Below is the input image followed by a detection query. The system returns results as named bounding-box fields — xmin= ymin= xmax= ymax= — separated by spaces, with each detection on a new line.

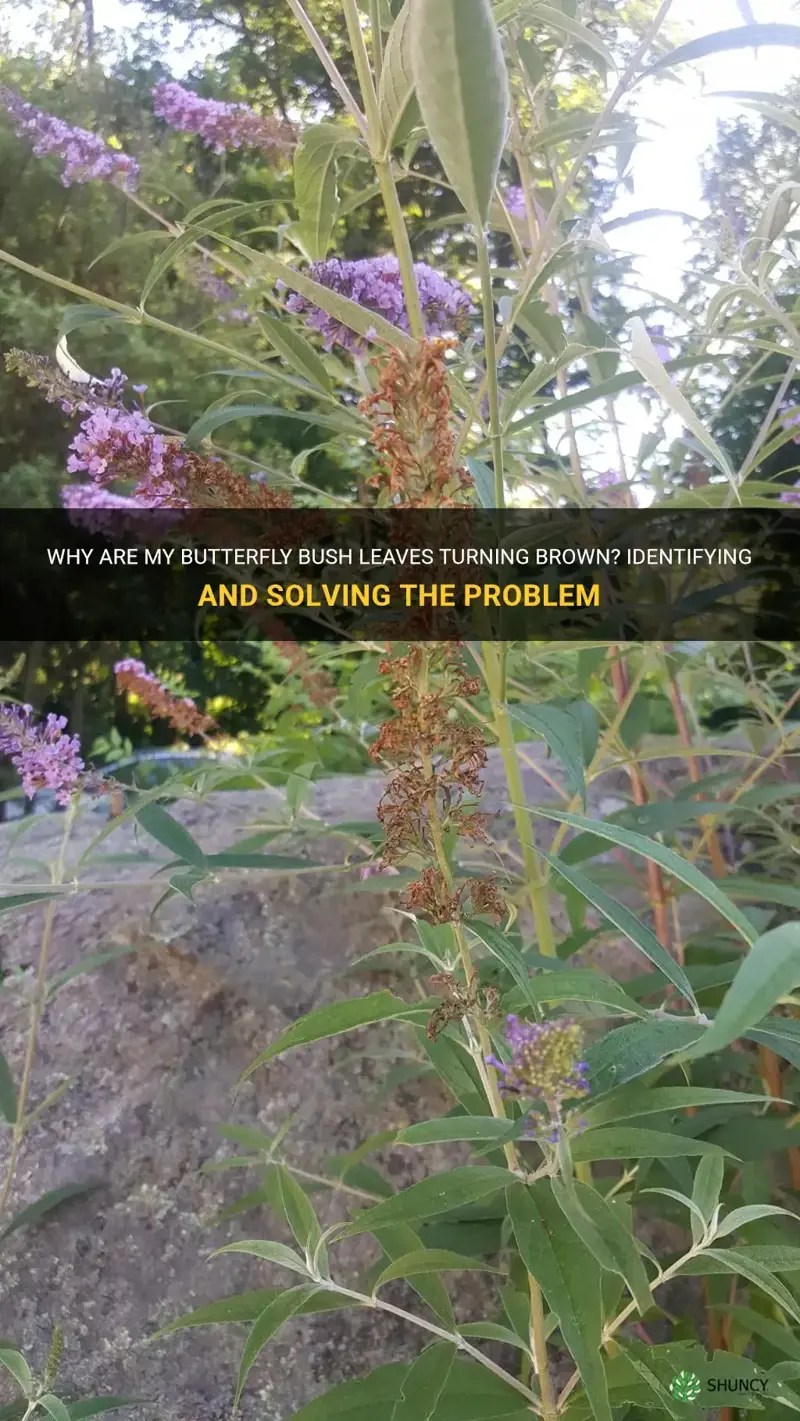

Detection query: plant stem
xmin=369 ymin=0 xmax=384 ymax=78
xmin=0 ymin=797 xmax=79 ymax=1220
xmin=482 ymin=644 xmax=556 ymax=957
xmin=325 ymin=1281 xmax=543 ymax=1411
xmin=287 ymin=0 xmax=368 ymax=138
xmin=376 ymin=159 xmax=425 ymax=338
xmin=476 ymin=231 xmax=504 ymax=504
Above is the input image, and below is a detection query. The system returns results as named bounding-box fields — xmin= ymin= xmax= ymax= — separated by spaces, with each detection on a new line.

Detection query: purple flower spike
xmin=152 ymin=80 xmax=294 ymax=155
xmin=504 ymin=186 xmax=527 ymax=222
xmin=1 ymin=86 xmax=138 ymax=190
xmin=489 ymin=1016 xmax=590 ymax=1145
xmin=0 ymin=703 xmax=84 ymax=805
xmin=284 ymin=256 xmax=474 ymax=353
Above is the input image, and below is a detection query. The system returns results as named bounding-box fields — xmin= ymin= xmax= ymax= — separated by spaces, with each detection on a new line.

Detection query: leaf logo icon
xmin=670 ymin=1371 xmax=702 ymax=1403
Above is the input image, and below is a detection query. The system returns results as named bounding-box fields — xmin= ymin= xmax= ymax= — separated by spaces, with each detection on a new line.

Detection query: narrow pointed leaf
xmin=0 ymin=1053 xmax=16 ymax=1125
xmin=242 ymin=992 xmax=426 ymax=1077
xmin=234 ymin=1285 xmax=321 ymax=1407
xmin=209 ymin=1239 xmax=310 ymax=1277
xmin=410 ymin=0 xmax=509 ymax=223
xmin=258 ymin=313 xmax=331 ymax=392
xmin=627 ymin=319 xmax=736 ymax=485
xmin=0 ymin=1180 xmax=98 ymax=1246
xmin=391 ymin=1343 xmax=457 ymax=1421
xmin=398 ymin=1117 xmax=521 ymax=1147
xmin=374 ymin=1249 xmax=500 ymax=1289
xmin=135 ymin=802 xmax=206 ymax=869
xmin=540 ymin=849 xmax=697 ymax=1005
xmin=508 ymin=1180 xmax=612 ymax=1421
xmin=342 ymin=1167 xmax=510 ymax=1236
xmin=507 ymin=702 xmax=587 ymax=804
xmin=150 ymin=1288 xmax=348 ymax=1338
xmin=378 ymin=0 xmax=417 ymax=153
xmin=529 ymin=805 xmax=757 ymax=944
xmin=680 ymin=923 xmax=800 ymax=1062
xmin=646 ymin=24 xmax=800 ymax=76
xmin=572 ymin=1128 xmax=728 ymax=1163
xmin=554 ymin=1180 xmax=652 ymax=1317
xmin=293 ymin=124 xmax=358 ymax=261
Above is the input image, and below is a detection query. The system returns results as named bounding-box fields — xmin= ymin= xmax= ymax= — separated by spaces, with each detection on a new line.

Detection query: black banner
xmin=1 ymin=508 xmax=798 ymax=642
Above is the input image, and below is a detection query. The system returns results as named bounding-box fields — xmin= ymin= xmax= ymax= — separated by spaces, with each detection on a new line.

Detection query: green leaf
xmin=572 ymin=1128 xmax=727 ymax=1163
xmin=714 ymin=1304 xmax=800 ymax=1361
xmin=680 ymin=923 xmax=800 ymax=1063
xmin=66 ymin=1400 xmax=144 ymax=1420
xmin=0 ymin=891 xmax=64 ymax=916
xmin=464 ymin=456 xmax=497 ymax=510
xmin=135 ymin=802 xmax=206 ymax=869
xmin=691 ymin=1154 xmax=724 ymax=1244
xmin=150 ymin=1289 xmax=347 ymax=1338
xmin=680 ymin=1249 xmax=800 ymax=1326
xmin=209 ymin=1239 xmax=311 ymax=1278
xmin=0 ymin=1180 xmax=98 ymax=1246
xmin=374 ymin=1249 xmax=501 ymax=1290
xmin=46 ymin=945 xmax=139 ymax=1000
xmin=534 ymin=4 xmax=616 ymax=71
xmin=293 ymin=123 xmax=359 ymax=261
xmin=528 ymin=805 xmax=757 ymax=945
xmin=747 ymin=1020 xmax=800 ymax=1067
xmin=466 ymin=921 xmax=538 ymax=1015
xmin=646 ymin=24 xmax=800 ymax=77
xmin=505 ymin=967 xmax=647 ymax=1020
xmin=714 ymin=1204 xmax=800 ymax=1240
xmin=242 ymin=992 xmax=426 ymax=1078
xmin=508 ymin=1180 xmax=612 ymax=1421
xmin=235 ymin=1285 xmax=321 ymax=1407
xmin=185 ymin=400 xmax=357 ymax=448
xmin=0 ymin=1053 xmax=16 ymax=1125
xmin=56 ymin=306 xmax=129 ymax=341
xmin=39 ymin=1396 xmax=71 ymax=1421
xmin=258 ymin=313 xmax=332 ymax=392
xmin=585 ymin=1019 xmax=707 ymax=1098
xmin=391 ymin=1343 xmax=457 ymax=1421
xmin=0 ymin=1351 xmax=31 ymax=1398
xmin=415 ymin=1029 xmax=491 ymax=1117
xmin=540 ymin=851 xmax=698 ymax=1006
xmin=503 ymin=354 xmax=720 ymax=438
xmin=398 ymin=1117 xmax=520 ymax=1147
xmin=276 ymin=1165 xmax=322 ymax=1255
xmin=342 ymin=1167 xmax=510 ymax=1237
xmin=627 ymin=319 xmax=736 ymax=486
xmin=378 ymin=0 xmax=417 ymax=154
xmin=507 ymin=702 xmax=587 ymax=804
xmin=616 ymin=1340 xmax=688 ymax=1419
xmin=723 ymin=878 xmax=800 ymax=911
xmin=553 ymin=1180 xmax=652 ymax=1316
xmin=374 ymin=1225 xmax=456 ymax=1328
xmin=409 ymin=0 xmax=509 ymax=223
xmin=583 ymin=1086 xmax=771 ymax=1129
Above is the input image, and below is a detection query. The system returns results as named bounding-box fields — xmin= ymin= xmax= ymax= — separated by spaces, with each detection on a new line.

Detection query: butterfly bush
xmin=114 ymin=659 xmax=216 ymax=736
xmin=0 ymin=86 xmax=139 ymax=190
xmin=284 ymin=256 xmax=474 ymax=352
xmin=193 ymin=264 xmax=253 ymax=324
xmin=0 ymin=703 xmax=85 ymax=805
xmin=488 ymin=1016 xmax=590 ymax=1141
xmin=152 ymin=80 xmax=294 ymax=155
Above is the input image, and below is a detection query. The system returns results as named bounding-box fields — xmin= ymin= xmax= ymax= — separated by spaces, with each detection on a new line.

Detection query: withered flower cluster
xmin=426 ymin=970 xmax=500 ymax=1041
xmin=370 ymin=645 xmax=505 ymax=926
xmin=360 ymin=339 xmax=474 ymax=506
xmin=114 ymin=659 xmax=216 ymax=737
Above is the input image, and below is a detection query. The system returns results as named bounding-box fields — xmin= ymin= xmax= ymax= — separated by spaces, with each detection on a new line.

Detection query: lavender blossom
xmin=780 ymin=405 xmax=800 ymax=445
xmin=646 ymin=324 xmax=671 ymax=362
xmin=1 ymin=86 xmax=138 ymax=190
xmin=66 ymin=405 xmax=187 ymax=505
xmin=152 ymin=80 xmax=294 ymax=155
xmin=780 ymin=481 xmax=800 ymax=505
xmin=284 ymin=256 xmax=474 ymax=352
xmin=504 ymin=186 xmax=527 ymax=221
xmin=487 ymin=1016 xmax=589 ymax=1142
xmin=0 ymin=703 xmax=84 ymax=806
xmin=193 ymin=265 xmax=253 ymax=324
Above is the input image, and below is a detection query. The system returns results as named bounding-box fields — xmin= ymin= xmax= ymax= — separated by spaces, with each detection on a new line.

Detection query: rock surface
xmin=0 ymin=742 xmax=731 ymax=1418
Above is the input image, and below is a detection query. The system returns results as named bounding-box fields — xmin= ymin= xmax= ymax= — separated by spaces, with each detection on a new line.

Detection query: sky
xmin=5 ymin=0 xmax=800 ymax=482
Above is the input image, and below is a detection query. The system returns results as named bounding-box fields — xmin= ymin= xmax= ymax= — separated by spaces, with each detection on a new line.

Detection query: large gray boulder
xmin=0 ymin=742 xmax=743 ymax=1418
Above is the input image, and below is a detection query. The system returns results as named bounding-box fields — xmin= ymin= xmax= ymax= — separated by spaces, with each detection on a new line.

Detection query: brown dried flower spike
xmin=360 ymin=339 xmax=474 ymax=506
